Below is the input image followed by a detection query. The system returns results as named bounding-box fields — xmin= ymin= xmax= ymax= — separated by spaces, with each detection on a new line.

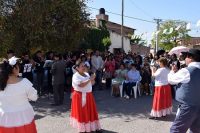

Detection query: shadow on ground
xmin=93 ymin=89 xmax=178 ymax=122
xmin=101 ymin=129 xmax=118 ymax=133
xmin=32 ymin=93 xmax=71 ymax=118
xmin=33 ymin=89 xmax=178 ymax=122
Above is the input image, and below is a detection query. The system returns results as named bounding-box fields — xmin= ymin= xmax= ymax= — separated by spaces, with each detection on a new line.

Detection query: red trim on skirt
xmin=70 ymin=91 xmax=101 ymax=132
xmin=0 ymin=120 xmax=37 ymax=133
xmin=151 ymin=85 xmax=172 ymax=117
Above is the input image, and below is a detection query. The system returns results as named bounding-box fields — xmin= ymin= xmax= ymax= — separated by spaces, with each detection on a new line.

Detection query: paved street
xmin=33 ymin=89 xmax=178 ymax=133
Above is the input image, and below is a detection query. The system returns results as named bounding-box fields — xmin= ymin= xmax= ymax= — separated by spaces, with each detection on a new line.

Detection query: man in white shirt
xmin=91 ymin=50 xmax=104 ymax=90
xmin=168 ymin=49 xmax=200 ymax=133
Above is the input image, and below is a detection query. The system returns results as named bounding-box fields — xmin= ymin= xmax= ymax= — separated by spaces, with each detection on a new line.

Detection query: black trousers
xmin=35 ymin=72 xmax=44 ymax=95
xmin=123 ymin=82 xmax=136 ymax=97
xmin=95 ymin=70 xmax=103 ymax=89
xmin=53 ymin=84 xmax=65 ymax=104
xmin=47 ymin=70 xmax=53 ymax=93
xmin=106 ymin=78 xmax=112 ymax=88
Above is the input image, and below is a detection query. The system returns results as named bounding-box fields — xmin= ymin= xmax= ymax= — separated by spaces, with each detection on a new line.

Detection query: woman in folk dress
xmin=150 ymin=57 xmax=172 ymax=119
xmin=70 ymin=61 xmax=101 ymax=133
xmin=0 ymin=56 xmax=38 ymax=133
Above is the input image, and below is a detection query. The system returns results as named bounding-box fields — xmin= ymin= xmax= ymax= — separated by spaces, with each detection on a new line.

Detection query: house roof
xmin=106 ymin=21 xmax=136 ymax=36
xmin=90 ymin=19 xmax=136 ymax=36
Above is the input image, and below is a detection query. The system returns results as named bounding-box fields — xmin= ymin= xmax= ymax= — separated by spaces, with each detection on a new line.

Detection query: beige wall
xmin=109 ymin=31 xmax=131 ymax=53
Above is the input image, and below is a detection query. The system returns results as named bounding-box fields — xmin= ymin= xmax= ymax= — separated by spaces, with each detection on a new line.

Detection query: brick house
xmin=178 ymin=37 xmax=200 ymax=49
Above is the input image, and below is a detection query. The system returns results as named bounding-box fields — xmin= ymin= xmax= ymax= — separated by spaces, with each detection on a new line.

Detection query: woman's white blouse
xmin=154 ymin=67 xmax=170 ymax=86
xmin=0 ymin=78 xmax=37 ymax=127
xmin=72 ymin=72 xmax=92 ymax=93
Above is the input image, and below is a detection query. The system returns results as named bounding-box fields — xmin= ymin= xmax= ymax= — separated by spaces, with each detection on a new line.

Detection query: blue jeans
xmin=170 ymin=103 xmax=200 ymax=133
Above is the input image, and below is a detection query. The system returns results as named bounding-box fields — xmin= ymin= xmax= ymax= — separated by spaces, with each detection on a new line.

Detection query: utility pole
xmin=121 ymin=0 xmax=124 ymax=51
xmin=154 ymin=19 xmax=162 ymax=53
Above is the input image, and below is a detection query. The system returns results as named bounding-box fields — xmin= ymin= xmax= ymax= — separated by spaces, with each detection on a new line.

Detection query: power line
xmin=129 ymin=0 xmax=154 ymax=19
xmin=88 ymin=6 xmax=200 ymax=26
xmin=88 ymin=6 xmax=156 ymax=24
xmin=88 ymin=6 xmax=199 ymax=37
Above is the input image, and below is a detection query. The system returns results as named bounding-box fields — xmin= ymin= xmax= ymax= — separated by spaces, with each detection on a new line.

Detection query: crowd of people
xmin=0 ymin=48 xmax=200 ymax=133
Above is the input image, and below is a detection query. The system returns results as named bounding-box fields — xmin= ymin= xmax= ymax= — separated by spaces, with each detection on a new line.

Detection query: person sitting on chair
xmin=111 ymin=63 xmax=128 ymax=97
xmin=123 ymin=63 xmax=141 ymax=99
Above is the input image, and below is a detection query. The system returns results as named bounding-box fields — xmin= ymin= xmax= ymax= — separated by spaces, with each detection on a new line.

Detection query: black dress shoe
xmin=148 ymin=116 xmax=157 ymax=120
xmin=96 ymin=130 xmax=103 ymax=133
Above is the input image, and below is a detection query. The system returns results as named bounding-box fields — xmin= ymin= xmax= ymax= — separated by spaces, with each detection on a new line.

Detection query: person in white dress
xmin=70 ymin=61 xmax=102 ymax=133
xmin=0 ymin=56 xmax=38 ymax=133
xmin=150 ymin=57 xmax=172 ymax=119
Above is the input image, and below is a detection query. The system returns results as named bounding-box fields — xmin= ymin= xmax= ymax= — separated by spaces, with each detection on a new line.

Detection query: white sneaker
xmin=126 ymin=95 xmax=130 ymax=99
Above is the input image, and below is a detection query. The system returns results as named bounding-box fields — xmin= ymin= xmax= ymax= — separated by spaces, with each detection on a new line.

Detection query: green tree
xmin=152 ymin=20 xmax=191 ymax=51
xmin=102 ymin=36 xmax=111 ymax=50
xmin=0 ymin=0 xmax=89 ymax=56
xmin=82 ymin=20 xmax=111 ymax=52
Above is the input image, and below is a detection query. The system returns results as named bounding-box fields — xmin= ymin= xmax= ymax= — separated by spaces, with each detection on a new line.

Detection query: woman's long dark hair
xmin=0 ymin=61 xmax=19 ymax=91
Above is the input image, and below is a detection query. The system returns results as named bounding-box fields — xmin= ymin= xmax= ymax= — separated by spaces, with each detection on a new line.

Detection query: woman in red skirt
xmin=70 ymin=61 xmax=101 ymax=133
xmin=150 ymin=57 xmax=172 ymax=119
xmin=0 ymin=57 xmax=38 ymax=133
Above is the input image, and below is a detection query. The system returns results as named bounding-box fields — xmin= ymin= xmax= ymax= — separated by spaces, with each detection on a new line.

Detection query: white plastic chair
xmin=111 ymin=80 xmax=117 ymax=96
xmin=132 ymin=77 xmax=142 ymax=99
xmin=119 ymin=84 xmax=123 ymax=97
xmin=111 ymin=80 xmax=125 ymax=97
xmin=111 ymin=83 xmax=123 ymax=97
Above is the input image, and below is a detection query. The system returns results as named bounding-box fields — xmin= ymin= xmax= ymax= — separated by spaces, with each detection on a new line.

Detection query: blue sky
xmin=87 ymin=0 xmax=200 ymax=44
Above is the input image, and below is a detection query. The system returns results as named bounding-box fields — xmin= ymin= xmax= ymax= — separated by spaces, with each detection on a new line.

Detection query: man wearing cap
xmin=168 ymin=48 xmax=200 ymax=133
